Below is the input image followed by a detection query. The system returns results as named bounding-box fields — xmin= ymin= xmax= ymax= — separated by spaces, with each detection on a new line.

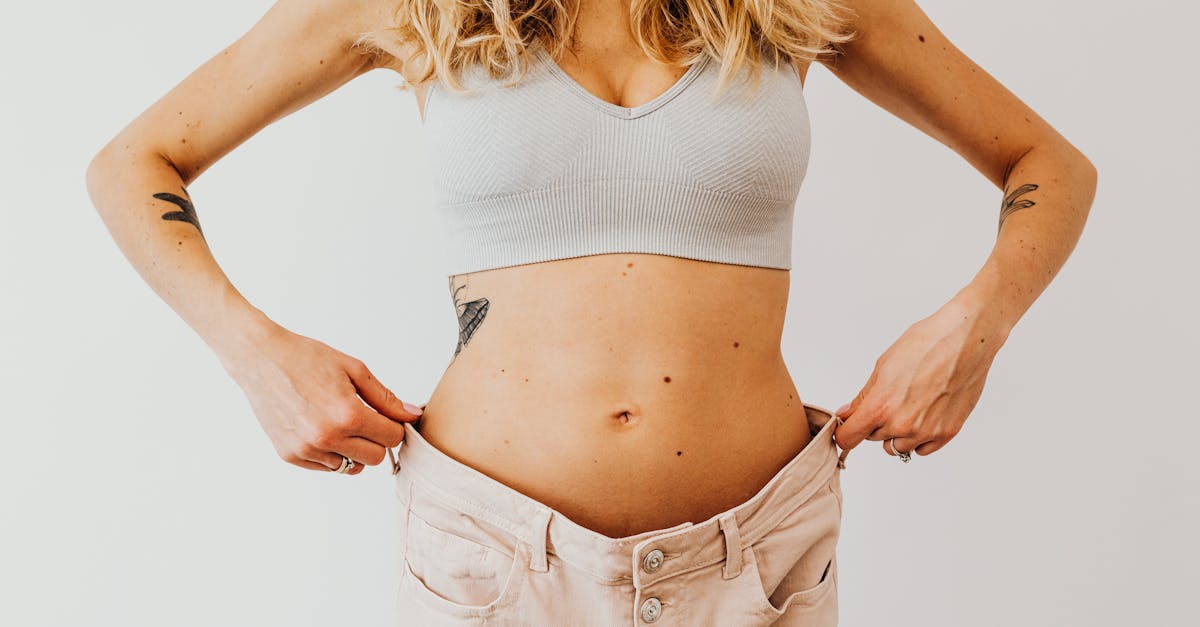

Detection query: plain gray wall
xmin=2 ymin=1 xmax=1196 ymax=625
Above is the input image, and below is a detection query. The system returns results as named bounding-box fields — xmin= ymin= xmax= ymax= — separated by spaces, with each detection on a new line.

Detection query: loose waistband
xmin=389 ymin=402 xmax=848 ymax=586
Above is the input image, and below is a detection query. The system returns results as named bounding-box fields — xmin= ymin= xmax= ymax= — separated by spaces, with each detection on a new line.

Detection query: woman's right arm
xmin=84 ymin=0 xmax=424 ymax=474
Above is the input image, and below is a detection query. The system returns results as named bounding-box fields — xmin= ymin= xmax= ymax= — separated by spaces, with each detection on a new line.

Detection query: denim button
xmin=642 ymin=549 xmax=664 ymax=573
xmin=640 ymin=597 xmax=662 ymax=622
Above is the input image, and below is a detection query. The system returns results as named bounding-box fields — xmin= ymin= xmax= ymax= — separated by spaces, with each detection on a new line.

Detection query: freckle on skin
xmin=663 ymin=376 xmax=671 ymax=383
xmin=626 ymin=262 xmax=634 ymax=268
xmin=918 ymin=34 xmax=925 ymax=42
xmin=733 ymin=341 xmax=740 ymax=348
xmin=676 ymin=451 xmax=683 ymax=456
xmin=523 ymin=378 xmax=529 ymax=382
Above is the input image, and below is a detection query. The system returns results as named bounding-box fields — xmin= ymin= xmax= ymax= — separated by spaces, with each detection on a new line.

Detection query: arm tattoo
xmin=155 ymin=186 xmax=204 ymax=238
xmin=448 ymin=275 xmax=489 ymax=357
xmin=998 ymin=182 xmax=1039 ymax=231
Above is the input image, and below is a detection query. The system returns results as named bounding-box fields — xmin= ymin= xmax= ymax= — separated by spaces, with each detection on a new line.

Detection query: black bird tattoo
xmin=449 ymin=276 xmax=489 ymax=357
xmin=155 ymin=186 xmax=204 ymax=238
xmin=998 ymin=182 xmax=1039 ymax=231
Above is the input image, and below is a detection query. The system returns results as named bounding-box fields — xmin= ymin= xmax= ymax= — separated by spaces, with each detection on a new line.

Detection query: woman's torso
xmin=419 ymin=257 xmax=815 ymax=539
xmin=402 ymin=40 xmax=816 ymax=540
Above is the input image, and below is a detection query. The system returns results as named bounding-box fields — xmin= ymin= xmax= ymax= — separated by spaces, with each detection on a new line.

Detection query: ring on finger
xmin=886 ymin=438 xmax=913 ymax=464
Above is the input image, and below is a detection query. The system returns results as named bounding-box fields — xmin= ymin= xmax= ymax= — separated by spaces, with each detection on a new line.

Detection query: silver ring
xmin=886 ymin=438 xmax=912 ymax=463
xmin=334 ymin=455 xmax=354 ymax=474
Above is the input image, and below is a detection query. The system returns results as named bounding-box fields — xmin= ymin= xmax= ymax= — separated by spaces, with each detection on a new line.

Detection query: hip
xmin=389 ymin=401 xmax=849 ymax=625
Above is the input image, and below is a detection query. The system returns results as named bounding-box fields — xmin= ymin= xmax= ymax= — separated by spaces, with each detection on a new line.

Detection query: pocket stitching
xmin=400 ymin=541 xmax=525 ymax=617
xmin=400 ymin=491 xmax=526 ymax=616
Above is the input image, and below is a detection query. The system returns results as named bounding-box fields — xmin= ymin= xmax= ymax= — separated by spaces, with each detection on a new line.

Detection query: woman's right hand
xmin=219 ymin=322 xmax=424 ymax=474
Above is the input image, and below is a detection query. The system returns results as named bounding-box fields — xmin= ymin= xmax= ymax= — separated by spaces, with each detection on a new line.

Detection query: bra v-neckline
xmin=534 ymin=43 xmax=709 ymax=120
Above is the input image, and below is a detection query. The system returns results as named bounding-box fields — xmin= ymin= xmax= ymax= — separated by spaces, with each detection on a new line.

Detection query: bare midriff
xmin=418 ymin=252 xmax=813 ymax=539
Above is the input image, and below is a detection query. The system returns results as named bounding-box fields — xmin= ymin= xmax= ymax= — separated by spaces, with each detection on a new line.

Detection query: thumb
xmin=345 ymin=360 xmax=423 ymax=422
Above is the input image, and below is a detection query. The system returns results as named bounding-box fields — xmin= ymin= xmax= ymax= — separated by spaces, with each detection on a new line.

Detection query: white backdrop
xmin=2 ymin=1 xmax=1196 ymax=625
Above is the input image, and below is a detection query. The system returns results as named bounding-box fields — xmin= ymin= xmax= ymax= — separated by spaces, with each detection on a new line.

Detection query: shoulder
xmin=264 ymin=0 xmax=416 ymax=75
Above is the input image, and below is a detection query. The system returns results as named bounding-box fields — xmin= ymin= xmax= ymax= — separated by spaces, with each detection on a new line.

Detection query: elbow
xmin=85 ymin=146 xmax=115 ymax=211
xmin=1051 ymin=139 xmax=1098 ymax=214
xmin=1065 ymin=149 xmax=1099 ymax=230
xmin=1071 ymin=144 xmax=1097 ymax=187
xmin=1075 ymin=150 xmax=1098 ymax=212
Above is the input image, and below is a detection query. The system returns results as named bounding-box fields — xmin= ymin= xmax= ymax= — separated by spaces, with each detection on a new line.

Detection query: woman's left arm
xmin=823 ymin=0 xmax=1098 ymax=458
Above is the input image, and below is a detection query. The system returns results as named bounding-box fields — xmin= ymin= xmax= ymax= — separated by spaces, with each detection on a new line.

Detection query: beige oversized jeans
xmin=389 ymin=402 xmax=850 ymax=626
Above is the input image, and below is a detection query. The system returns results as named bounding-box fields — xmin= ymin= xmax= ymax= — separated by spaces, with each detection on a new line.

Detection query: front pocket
xmin=399 ymin=479 xmax=527 ymax=618
xmin=746 ymin=473 xmax=841 ymax=622
xmin=746 ymin=543 xmax=838 ymax=624
xmin=763 ymin=555 xmax=836 ymax=617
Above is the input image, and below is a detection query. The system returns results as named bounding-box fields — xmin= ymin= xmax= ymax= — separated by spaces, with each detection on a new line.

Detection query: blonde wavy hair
xmin=354 ymin=0 xmax=858 ymax=98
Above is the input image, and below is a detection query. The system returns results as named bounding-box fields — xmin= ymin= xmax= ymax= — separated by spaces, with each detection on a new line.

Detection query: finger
xmin=304 ymin=448 xmax=369 ymax=474
xmin=329 ymin=436 xmax=388 ymax=468
xmin=344 ymin=359 xmax=423 ymax=423
xmin=887 ymin=436 xmax=922 ymax=458
xmin=349 ymin=407 xmax=408 ymax=449
xmin=914 ymin=440 xmax=944 ymax=456
xmin=834 ymin=403 xmax=883 ymax=452
xmin=304 ymin=449 xmax=350 ymax=471
xmin=293 ymin=458 xmax=334 ymax=472
xmin=864 ymin=420 xmax=912 ymax=442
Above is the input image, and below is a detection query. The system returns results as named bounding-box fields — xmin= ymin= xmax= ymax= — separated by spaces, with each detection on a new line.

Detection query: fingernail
xmin=403 ymin=401 xmax=424 ymax=415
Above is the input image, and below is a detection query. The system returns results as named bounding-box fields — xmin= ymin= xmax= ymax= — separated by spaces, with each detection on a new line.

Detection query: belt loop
xmin=718 ymin=513 xmax=743 ymax=579
xmin=527 ymin=510 xmax=552 ymax=573
xmin=387 ymin=445 xmax=401 ymax=475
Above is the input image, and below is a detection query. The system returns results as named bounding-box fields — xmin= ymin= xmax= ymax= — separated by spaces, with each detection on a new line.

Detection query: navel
xmin=610 ymin=403 xmax=643 ymax=428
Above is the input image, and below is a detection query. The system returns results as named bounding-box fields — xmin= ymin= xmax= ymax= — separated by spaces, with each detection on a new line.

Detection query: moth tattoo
xmin=448 ymin=276 xmax=489 ymax=357
xmin=998 ymin=183 xmax=1039 ymax=231
xmin=155 ymin=186 xmax=204 ymax=238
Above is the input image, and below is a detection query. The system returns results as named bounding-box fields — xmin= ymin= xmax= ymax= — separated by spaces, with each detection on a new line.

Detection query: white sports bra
xmin=419 ymin=42 xmax=812 ymax=276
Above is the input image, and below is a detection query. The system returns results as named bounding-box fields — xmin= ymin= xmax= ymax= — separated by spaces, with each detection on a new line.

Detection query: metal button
xmin=640 ymin=597 xmax=662 ymax=623
xmin=642 ymin=549 xmax=665 ymax=573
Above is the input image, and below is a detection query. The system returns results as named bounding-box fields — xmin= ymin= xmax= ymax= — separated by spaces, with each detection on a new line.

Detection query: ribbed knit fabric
xmin=419 ymin=41 xmax=812 ymax=276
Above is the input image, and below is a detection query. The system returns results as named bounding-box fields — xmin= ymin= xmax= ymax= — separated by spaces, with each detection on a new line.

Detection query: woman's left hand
xmin=834 ymin=294 xmax=1012 ymax=459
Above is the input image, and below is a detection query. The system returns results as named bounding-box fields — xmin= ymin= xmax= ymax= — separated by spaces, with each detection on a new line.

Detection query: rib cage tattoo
xmin=998 ymin=182 xmax=1039 ymax=231
xmin=448 ymin=276 xmax=489 ymax=357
